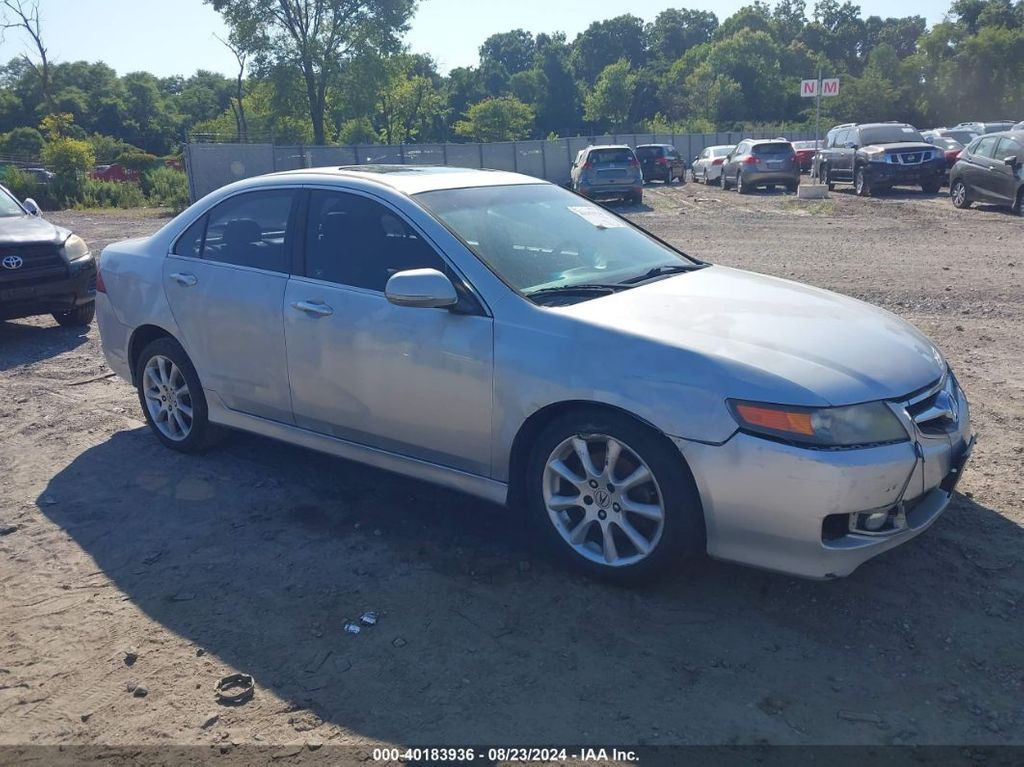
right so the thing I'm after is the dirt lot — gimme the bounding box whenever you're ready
[1,185,1022,751]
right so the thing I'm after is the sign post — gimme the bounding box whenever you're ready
[800,72,840,178]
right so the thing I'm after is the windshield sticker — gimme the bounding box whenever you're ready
[902,127,915,133]
[567,206,627,229]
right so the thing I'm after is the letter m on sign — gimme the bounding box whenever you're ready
[800,79,818,98]
[822,78,840,96]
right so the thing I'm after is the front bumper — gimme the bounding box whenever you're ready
[674,381,973,579]
[863,159,945,187]
[0,257,96,320]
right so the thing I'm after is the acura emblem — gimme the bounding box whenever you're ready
[2,255,23,270]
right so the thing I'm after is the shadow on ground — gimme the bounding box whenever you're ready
[0,318,90,372]
[37,427,1024,744]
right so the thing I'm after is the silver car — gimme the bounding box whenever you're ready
[96,166,974,583]
[690,145,734,185]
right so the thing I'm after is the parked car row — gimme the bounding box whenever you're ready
[570,143,689,204]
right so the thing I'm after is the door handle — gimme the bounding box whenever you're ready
[170,272,198,287]
[291,300,334,318]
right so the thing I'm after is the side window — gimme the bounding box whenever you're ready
[305,190,446,292]
[995,138,1022,160]
[202,190,295,273]
[174,215,206,258]
[974,136,999,158]
[833,129,849,147]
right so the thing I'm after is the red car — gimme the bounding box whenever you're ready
[791,140,822,173]
[90,164,139,182]
[928,136,965,180]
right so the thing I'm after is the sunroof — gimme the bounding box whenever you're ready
[336,164,484,175]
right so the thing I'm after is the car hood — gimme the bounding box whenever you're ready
[557,266,946,406]
[865,141,935,153]
[0,214,69,245]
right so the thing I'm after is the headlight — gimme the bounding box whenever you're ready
[727,399,909,447]
[61,234,90,261]
[862,148,886,161]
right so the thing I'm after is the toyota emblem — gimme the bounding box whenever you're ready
[2,255,23,270]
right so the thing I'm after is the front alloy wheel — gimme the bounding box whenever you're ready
[951,180,970,209]
[543,434,665,568]
[855,167,871,197]
[527,410,705,583]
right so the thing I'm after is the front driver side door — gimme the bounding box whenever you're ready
[283,188,494,476]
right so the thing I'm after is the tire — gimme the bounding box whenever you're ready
[629,192,643,205]
[822,166,835,191]
[721,171,731,190]
[736,171,750,194]
[950,179,971,209]
[1013,189,1023,216]
[525,409,705,585]
[855,166,871,197]
[766,184,776,192]
[53,300,95,328]
[787,182,799,194]
[921,182,941,194]
[135,337,220,453]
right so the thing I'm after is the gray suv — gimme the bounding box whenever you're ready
[570,145,644,204]
[720,139,800,194]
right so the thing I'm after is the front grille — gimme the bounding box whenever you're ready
[0,242,66,285]
[899,374,959,435]
[888,151,930,165]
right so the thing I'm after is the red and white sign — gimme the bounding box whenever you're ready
[822,78,841,97]
[800,78,841,97]
[800,79,818,98]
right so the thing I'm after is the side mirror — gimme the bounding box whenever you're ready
[1003,156,1019,168]
[845,142,858,149]
[22,198,41,216]
[385,268,458,309]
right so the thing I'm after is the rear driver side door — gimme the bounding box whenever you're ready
[163,188,298,423]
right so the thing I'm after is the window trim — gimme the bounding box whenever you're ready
[297,185,490,318]
[169,186,303,277]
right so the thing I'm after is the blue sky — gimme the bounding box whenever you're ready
[0,0,947,78]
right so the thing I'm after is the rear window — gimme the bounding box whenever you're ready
[712,147,733,157]
[636,146,665,159]
[859,126,924,145]
[588,148,635,164]
[752,142,793,155]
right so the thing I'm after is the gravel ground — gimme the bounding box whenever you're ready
[0,186,1021,751]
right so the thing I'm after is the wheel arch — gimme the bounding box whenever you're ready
[506,400,690,509]
[127,324,177,386]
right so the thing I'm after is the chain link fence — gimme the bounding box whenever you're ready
[184,129,818,203]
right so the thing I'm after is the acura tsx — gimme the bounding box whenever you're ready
[95,165,974,583]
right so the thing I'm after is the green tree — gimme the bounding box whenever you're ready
[41,136,94,204]
[377,56,446,144]
[584,59,637,131]
[648,8,718,63]
[572,15,647,86]
[479,29,536,76]
[208,0,416,145]
[454,96,533,142]
[0,124,43,157]
[533,33,581,136]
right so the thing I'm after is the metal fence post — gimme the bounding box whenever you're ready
[478,143,484,169]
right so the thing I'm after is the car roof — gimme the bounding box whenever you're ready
[636,144,674,148]
[745,138,792,144]
[585,144,633,151]
[854,122,916,129]
[269,165,544,195]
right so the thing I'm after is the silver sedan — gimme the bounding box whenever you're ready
[95,166,973,583]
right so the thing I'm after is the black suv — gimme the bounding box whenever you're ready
[635,144,685,183]
[0,185,96,326]
[813,122,946,196]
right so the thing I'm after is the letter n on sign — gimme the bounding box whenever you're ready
[822,78,840,96]
[800,79,818,98]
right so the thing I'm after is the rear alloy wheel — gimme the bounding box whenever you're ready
[736,171,750,194]
[855,167,871,197]
[527,410,705,584]
[53,300,95,328]
[951,179,971,209]
[136,337,219,453]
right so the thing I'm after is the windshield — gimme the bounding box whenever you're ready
[416,184,699,297]
[0,187,26,217]
[859,126,924,145]
[792,141,819,150]
[636,146,665,159]
[934,137,963,151]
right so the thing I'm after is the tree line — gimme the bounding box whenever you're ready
[0,0,1022,158]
